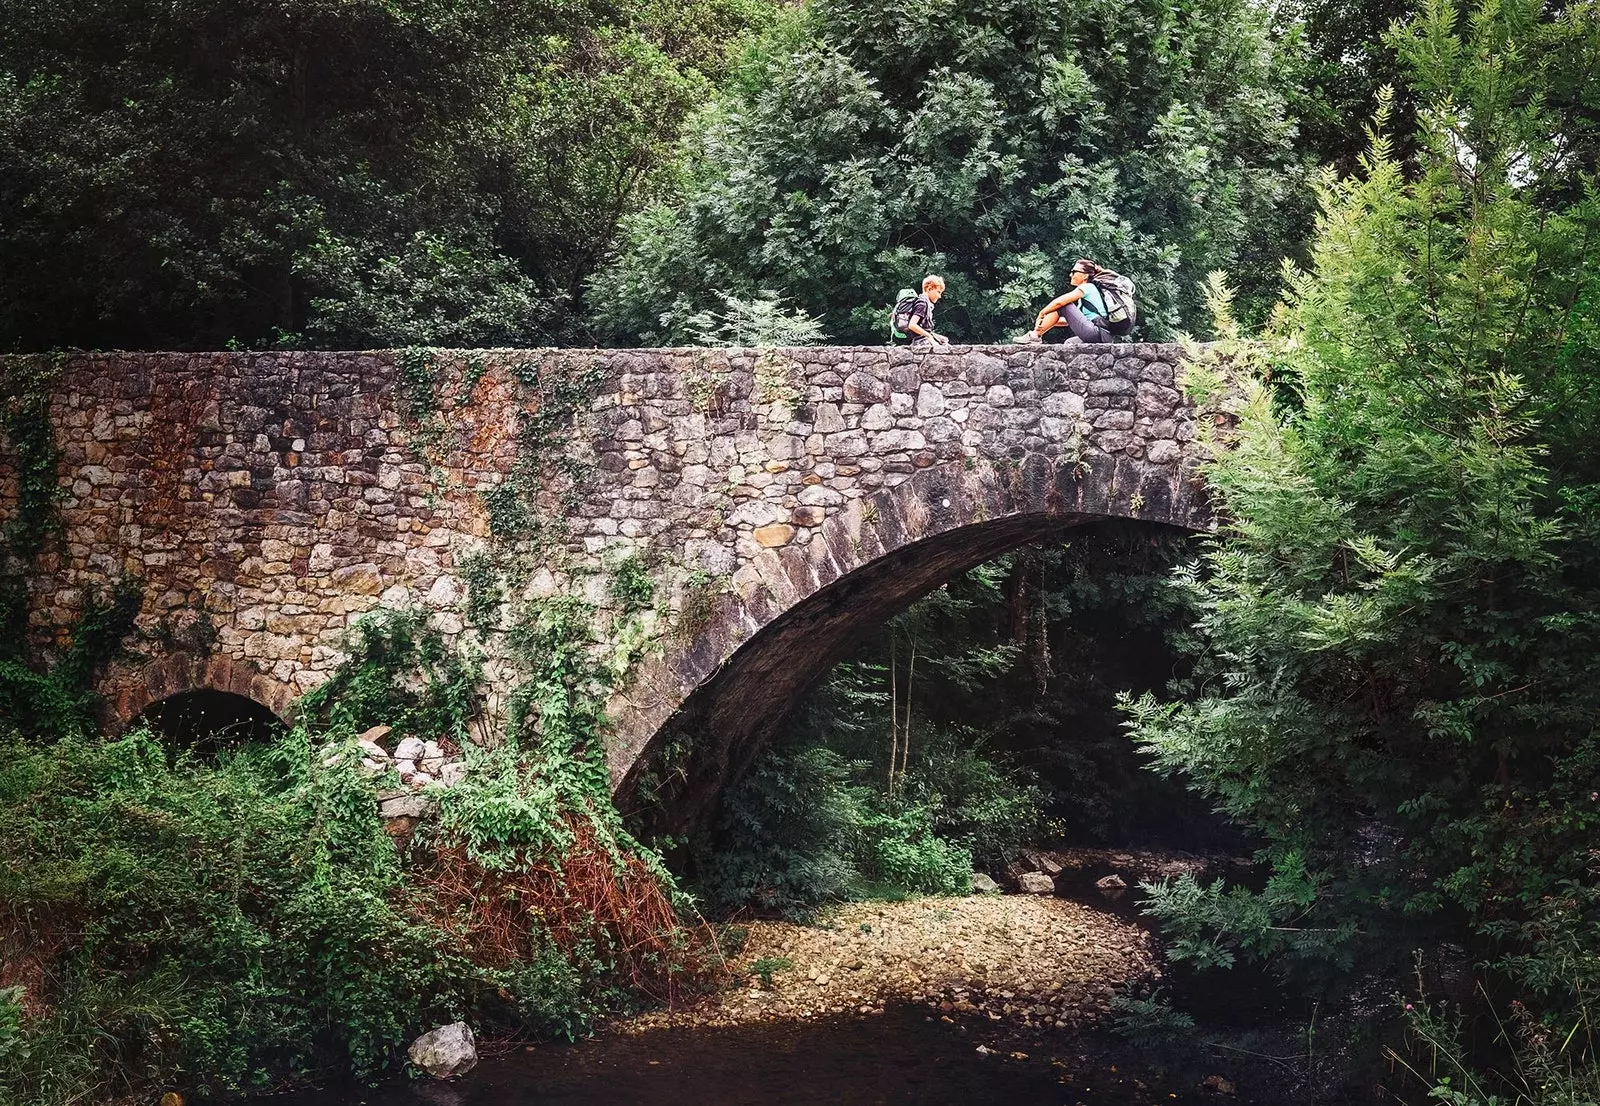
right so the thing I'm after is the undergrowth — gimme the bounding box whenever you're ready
[0,593,716,1105]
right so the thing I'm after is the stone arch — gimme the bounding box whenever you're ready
[609,449,1210,831]
[107,651,297,734]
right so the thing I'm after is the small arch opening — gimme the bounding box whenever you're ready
[133,688,284,752]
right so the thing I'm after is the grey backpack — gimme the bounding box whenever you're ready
[1092,272,1138,336]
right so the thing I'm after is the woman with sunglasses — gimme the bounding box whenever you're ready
[1013,259,1116,345]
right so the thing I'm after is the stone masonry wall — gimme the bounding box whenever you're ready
[0,345,1221,795]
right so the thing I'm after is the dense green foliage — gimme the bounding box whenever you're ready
[693,531,1215,919]
[593,0,1315,343]
[0,590,706,1105]
[0,729,587,1104]
[0,0,768,351]
[1124,0,1600,1095]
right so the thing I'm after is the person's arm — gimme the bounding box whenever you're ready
[1035,287,1084,330]
[1042,287,1084,314]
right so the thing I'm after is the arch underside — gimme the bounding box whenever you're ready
[620,512,1122,833]
[616,448,1209,834]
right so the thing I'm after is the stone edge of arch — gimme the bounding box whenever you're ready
[104,651,298,733]
[606,447,1210,791]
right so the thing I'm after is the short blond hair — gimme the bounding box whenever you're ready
[922,274,946,292]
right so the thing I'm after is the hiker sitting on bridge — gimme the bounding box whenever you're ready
[1013,260,1136,345]
[890,274,951,348]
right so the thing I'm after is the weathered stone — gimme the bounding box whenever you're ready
[862,403,894,430]
[915,384,948,416]
[408,1022,477,1079]
[753,524,796,547]
[1018,871,1055,895]
[1095,873,1129,902]
[379,793,435,819]
[843,371,890,404]
[971,872,1002,894]
[331,563,383,594]
[1147,439,1181,465]
[396,742,428,771]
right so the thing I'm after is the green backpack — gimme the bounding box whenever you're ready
[888,288,919,342]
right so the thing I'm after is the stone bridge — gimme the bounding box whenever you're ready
[0,344,1227,827]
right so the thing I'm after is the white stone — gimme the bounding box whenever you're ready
[379,793,436,820]
[915,384,948,416]
[1042,391,1085,417]
[861,404,894,431]
[379,584,412,609]
[798,485,845,507]
[1147,439,1181,464]
[428,576,460,611]
[408,1022,477,1079]
[870,429,927,452]
[394,737,427,761]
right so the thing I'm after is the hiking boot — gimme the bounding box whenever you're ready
[1012,330,1042,344]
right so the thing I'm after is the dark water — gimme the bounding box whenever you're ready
[264,1005,1249,1106]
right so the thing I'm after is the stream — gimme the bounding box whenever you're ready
[265,1003,1257,1106]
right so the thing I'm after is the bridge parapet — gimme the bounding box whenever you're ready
[0,344,1225,812]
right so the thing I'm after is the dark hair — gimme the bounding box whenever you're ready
[1072,259,1102,276]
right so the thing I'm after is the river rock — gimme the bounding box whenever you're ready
[1022,849,1063,876]
[1017,871,1055,895]
[394,736,427,761]
[408,1022,477,1079]
[971,872,1002,894]
[1096,874,1129,902]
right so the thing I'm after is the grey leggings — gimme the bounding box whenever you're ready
[1059,304,1113,343]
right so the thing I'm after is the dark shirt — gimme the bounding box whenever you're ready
[906,294,935,336]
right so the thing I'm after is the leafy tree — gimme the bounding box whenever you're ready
[593,0,1314,344]
[0,0,768,351]
[1125,0,1600,1054]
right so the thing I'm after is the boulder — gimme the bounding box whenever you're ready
[970,872,1002,895]
[1017,871,1055,895]
[408,1022,477,1079]
[438,762,468,786]
[394,736,427,761]
[1095,874,1129,902]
